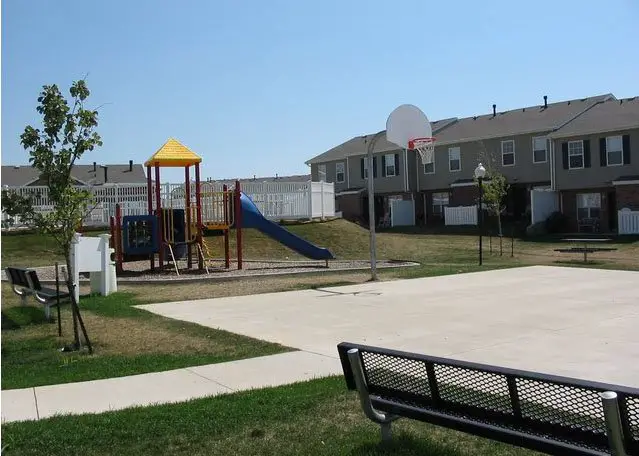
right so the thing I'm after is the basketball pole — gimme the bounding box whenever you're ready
[366,131,384,281]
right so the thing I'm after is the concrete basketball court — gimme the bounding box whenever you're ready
[139,266,639,388]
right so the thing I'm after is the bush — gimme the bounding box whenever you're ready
[545,211,570,234]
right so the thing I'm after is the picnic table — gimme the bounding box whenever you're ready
[555,238,618,263]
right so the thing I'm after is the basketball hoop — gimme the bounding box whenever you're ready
[408,137,436,164]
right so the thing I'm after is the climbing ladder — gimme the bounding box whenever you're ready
[196,242,210,274]
[164,243,180,276]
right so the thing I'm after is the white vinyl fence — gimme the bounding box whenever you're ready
[444,205,478,226]
[390,199,415,227]
[1,180,335,228]
[618,208,639,235]
[530,189,559,224]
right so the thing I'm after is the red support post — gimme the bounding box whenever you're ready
[146,165,154,270]
[155,164,163,268]
[185,165,192,269]
[195,163,203,270]
[235,180,243,270]
[223,184,230,269]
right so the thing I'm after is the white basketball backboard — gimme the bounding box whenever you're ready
[386,104,432,149]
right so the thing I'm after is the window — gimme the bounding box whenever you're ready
[384,154,396,177]
[532,137,547,163]
[317,164,327,181]
[606,136,623,166]
[335,162,345,183]
[501,140,515,166]
[423,159,435,174]
[576,193,601,220]
[362,157,369,179]
[432,192,449,216]
[568,140,584,169]
[448,147,461,172]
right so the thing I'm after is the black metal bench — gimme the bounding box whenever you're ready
[338,342,639,456]
[5,267,70,321]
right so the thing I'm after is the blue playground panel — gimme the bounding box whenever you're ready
[122,215,159,255]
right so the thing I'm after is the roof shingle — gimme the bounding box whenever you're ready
[548,97,639,138]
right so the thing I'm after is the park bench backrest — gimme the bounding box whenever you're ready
[26,270,43,291]
[5,267,32,288]
[338,342,639,455]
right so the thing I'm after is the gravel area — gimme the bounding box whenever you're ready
[3,259,419,284]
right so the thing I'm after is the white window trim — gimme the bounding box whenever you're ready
[568,140,584,170]
[532,136,547,164]
[317,164,327,182]
[432,192,449,216]
[501,140,516,167]
[384,153,396,177]
[335,162,345,183]
[448,147,461,173]
[576,192,601,220]
[423,157,435,175]
[606,135,624,167]
[363,157,369,180]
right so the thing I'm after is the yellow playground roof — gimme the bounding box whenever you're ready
[144,138,202,167]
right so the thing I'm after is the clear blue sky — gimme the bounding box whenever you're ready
[2,0,638,182]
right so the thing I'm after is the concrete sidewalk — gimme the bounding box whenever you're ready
[1,350,342,424]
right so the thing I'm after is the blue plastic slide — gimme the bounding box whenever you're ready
[239,192,335,260]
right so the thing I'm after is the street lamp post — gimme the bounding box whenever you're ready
[474,163,486,266]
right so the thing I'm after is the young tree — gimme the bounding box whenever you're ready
[475,141,510,237]
[1,80,103,352]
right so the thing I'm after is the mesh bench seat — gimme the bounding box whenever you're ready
[338,342,639,456]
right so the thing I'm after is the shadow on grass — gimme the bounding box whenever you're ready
[522,234,639,244]
[1,307,51,330]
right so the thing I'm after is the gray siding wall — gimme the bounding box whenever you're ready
[553,128,639,190]
[418,133,553,191]
[310,159,348,193]
[347,149,408,194]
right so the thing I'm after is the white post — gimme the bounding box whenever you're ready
[99,234,111,296]
[321,182,325,221]
[308,180,313,221]
[71,232,81,303]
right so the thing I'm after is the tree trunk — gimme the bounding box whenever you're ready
[64,255,81,348]
[64,252,93,354]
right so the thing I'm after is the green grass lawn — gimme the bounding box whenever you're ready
[0,376,540,456]
[2,219,638,390]
[1,290,291,390]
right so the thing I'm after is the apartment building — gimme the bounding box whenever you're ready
[549,97,639,232]
[305,94,639,233]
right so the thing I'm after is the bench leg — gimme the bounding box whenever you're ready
[380,422,392,442]
[347,348,397,442]
[44,305,51,321]
[600,391,629,456]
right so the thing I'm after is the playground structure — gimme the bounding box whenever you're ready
[110,139,334,275]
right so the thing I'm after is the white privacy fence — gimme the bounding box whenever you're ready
[444,205,478,226]
[530,189,559,224]
[2,181,335,227]
[390,199,415,227]
[618,208,639,235]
